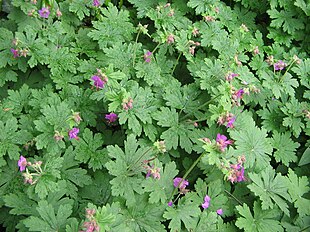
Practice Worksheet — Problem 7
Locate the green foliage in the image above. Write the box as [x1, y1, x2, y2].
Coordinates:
[236, 201, 283, 232]
[247, 166, 291, 216]
[73, 128, 108, 171]
[88, 4, 135, 48]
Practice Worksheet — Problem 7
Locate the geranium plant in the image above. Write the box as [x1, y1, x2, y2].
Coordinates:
[0, 0, 309, 231]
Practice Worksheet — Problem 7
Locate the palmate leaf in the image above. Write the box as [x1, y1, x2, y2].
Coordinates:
[142, 161, 178, 204]
[229, 116, 272, 171]
[23, 200, 74, 232]
[110, 195, 166, 232]
[271, 132, 299, 166]
[60, 146, 92, 198]
[119, 83, 157, 137]
[163, 198, 201, 231]
[286, 169, 310, 217]
[187, 0, 217, 14]
[68, 0, 90, 20]
[236, 201, 283, 232]
[105, 135, 153, 207]
[73, 128, 108, 171]
[153, 107, 195, 152]
[268, 8, 304, 34]
[88, 4, 134, 49]
[0, 117, 32, 165]
[247, 166, 291, 216]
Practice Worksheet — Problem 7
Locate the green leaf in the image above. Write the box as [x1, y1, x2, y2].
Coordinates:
[88, 4, 134, 49]
[4, 193, 37, 216]
[163, 200, 201, 231]
[236, 201, 284, 232]
[230, 118, 273, 170]
[142, 161, 178, 204]
[268, 8, 304, 34]
[73, 128, 108, 171]
[105, 135, 153, 206]
[23, 200, 73, 232]
[187, 0, 217, 14]
[247, 166, 291, 216]
[69, 0, 90, 20]
[286, 169, 310, 217]
[271, 132, 299, 166]
[153, 107, 195, 152]
[298, 147, 310, 166]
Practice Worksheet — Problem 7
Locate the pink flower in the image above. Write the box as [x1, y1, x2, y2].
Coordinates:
[91, 75, 105, 89]
[105, 113, 118, 123]
[18, 156, 27, 172]
[234, 89, 245, 99]
[225, 72, 238, 82]
[274, 60, 287, 71]
[173, 177, 189, 189]
[226, 116, 236, 128]
[68, 128, 79, 140]
[144, 51, 152, 63]
[11, 48, 19, 58]
[202, 195, 211, 209]
[38, 7, 50, 18]
[168, 201, 173, 207]
[167, 34, 175, 44]
[93, 0, 100, 7]
[216, 208, 223, 215]
[216, 134, 233, 152]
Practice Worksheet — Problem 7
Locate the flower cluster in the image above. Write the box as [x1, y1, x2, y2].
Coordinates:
[93, 0, 101, 7]
[144, 51, 152, 63]
[188, 40, 200, 55]
[105, 113, 118, 124]
[202, 194, 211, 209]
[144, 163, 161, 179]
[274, 60, 287, 71]
[227, 156, 246, 183]
[217, 112, 236, 128]
[81, 208, 100, 232]
[167, 34, 175, 44]
[225, 72, 239, 82]
[38, 7, 50, 18]
[69, 128, 80, 140]
[173, 177, 189, 194]
[216, 133, 233, 152]
[18, 156, 43, 185]
[122, 98, 133, 110]
[231, 88, 245, 106]
[154, 140, 166, 153]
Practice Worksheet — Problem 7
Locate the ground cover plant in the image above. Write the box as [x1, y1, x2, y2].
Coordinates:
[0, 0, 309, 231]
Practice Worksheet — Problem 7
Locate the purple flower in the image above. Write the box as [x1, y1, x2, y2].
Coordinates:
[93, 0, 100, 7]
[168, 201, 173, 207]
[38, 7, 50, 18]
[144, 51, 152, 63]
[91, 75, 104, 89]
[105, 113, 118, 123]
[226, 116, 236, 128]
[235, 89, 244, 99]
[11, 48, 19, 58]
[202, 195, 211, 209]
[237, 166, 246, 182]
[173, 177, 189, 189]
[216, 208, 223, 215]
[68, 128, 79, 140]
[274, 60, 287, 71]
[18, 156, 27, 172]
[216, 134, 233, 152]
